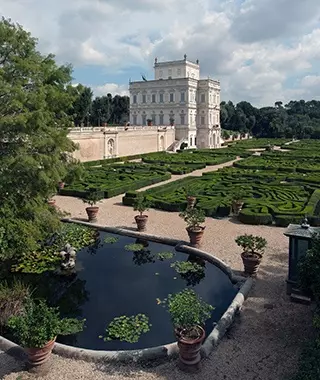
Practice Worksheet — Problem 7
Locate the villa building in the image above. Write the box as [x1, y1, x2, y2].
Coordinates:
[129, 55, 221, 149]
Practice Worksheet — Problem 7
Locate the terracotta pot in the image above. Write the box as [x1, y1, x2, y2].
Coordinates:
[135, 215, 148, 231]
[241, 252, 262, 276]
[186, 226, 205, 248]
[47, 199, 56, 207]
[147, 121, 152, 126]
[176, 326, 205, 367]
[25, 338, 56, 367]
[58, 182, 65, 190]
[187, 196, 196, 208]
[86, 206, 99, 222]
[232, 200, 244, 216]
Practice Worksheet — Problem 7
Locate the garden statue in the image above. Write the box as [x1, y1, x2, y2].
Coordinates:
[59, 243, 77, 270]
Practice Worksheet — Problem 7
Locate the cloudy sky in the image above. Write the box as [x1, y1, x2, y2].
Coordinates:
[1, 0, 320, 106]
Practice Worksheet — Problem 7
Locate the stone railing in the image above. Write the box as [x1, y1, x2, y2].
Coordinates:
[68, 125, 175, 134]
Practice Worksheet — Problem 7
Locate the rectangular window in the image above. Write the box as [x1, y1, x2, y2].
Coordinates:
[190, 137, 193, 146]
[194, 137, 197, 145]
[201, 93, 205, 103]
[159, 114, 164, 125]
[132, 115, 137, 125]
[133, 95, 137, 104]
[152, 94, 156, 103]
[142, 115, 146, 125]
[168, 68, 172, 76]
[159, 93, 164, 103]
[177, 68, 181, 76]
[201, 116, 205, 125]
[180, 115, 185, 125]
[142, 94, 146, 103]
[180, 92, 185, 102]
[170, 93, 174, 102]
[159, 70, 163, 78]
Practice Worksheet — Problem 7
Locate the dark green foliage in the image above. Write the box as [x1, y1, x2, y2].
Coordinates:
[82, 190, 104, 206]
[102, 314, 151, 343]
[133, 193, 150, 215]
[235, 234, 267, 257]
[157, 251, 175, 261]
[293, 339, 320, 380]
[7, 299, 84, 348]
[11, 223, 97, 273]
[0, 18, 80, 261]
[179, 207, 206, 229]
[162, 289, 214, 330]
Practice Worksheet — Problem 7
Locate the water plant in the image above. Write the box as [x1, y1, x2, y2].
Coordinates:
[157, 251, 175, 261]
[101, 314, 151, 343]
[104, 236, 119, 244]
[124, 243, 144, 252]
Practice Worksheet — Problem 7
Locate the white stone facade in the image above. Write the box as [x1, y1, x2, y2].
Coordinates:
[129, 56, 221, 149]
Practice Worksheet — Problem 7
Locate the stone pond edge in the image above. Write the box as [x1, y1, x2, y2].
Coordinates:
[0, 219, 254, 364]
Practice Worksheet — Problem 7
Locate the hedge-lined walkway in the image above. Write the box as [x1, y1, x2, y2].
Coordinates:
[1, 157, 314, 380]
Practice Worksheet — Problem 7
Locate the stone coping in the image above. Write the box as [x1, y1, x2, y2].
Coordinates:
[0, 219, 253, 364]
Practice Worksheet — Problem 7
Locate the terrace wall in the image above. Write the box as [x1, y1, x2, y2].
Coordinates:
[69, 126, 176, 162]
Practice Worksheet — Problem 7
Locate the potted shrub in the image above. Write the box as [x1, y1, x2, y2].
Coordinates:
[133, 194, 150, 232]
[231, 193, 244, 216]
[7, 299, 84, 368]
[235, 234, 267, 276]
[58, 181, 65, 190]
[147, 118, 153, 126]
[169, 117, 175, 126]
[185, 187, 196, 208]
[179, 207, 206, 247]
[82, 191, 103, 222]
[47, 193, 56, 207]
[162, 289, 214, 370]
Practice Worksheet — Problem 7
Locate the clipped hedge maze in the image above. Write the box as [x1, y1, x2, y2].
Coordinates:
[60, 164, 171, 198]
[123, 167, 320, 227]
[142, 151, 237, 165]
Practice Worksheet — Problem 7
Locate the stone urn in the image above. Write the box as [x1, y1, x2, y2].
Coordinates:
[241, 252, 262, 276]
[25, 338, 56, 367]
[86, 206, 99, 222]
[187, 196, 196, 208]
[232, 200, 244, 216]
[186, 226, 205, 248]
[135, 215, 148, 232]
[175, 326, 205, 370]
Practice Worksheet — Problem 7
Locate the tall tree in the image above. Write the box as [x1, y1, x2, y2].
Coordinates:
[71, 84, 93, 126]
[0, 18, 79, 260]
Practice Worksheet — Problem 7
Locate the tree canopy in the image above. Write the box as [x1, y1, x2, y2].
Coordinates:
[220, 100, 320, 139]
[0, 17, 80, 260]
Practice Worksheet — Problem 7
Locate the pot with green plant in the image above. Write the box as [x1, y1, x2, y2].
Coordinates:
[7, 299, 84, 368]
[169, 117, 175, 126]
[162, 289, 214, 370]
[235, 234, 267, 276]
[58, 181, 65, 190]
[232, 194, 244, 216]
[133, 193, 149, 232]
[82, 191, 103, 222]
[147, 118, 153, 126]
[185, 186, 196, 208]
[179, 207, 206, 247]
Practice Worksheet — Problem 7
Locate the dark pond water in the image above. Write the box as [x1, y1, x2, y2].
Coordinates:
[56, 231, 238, 351]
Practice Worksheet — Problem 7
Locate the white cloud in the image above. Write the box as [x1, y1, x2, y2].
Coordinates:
[93, 83, 129, 97]
[1, 0, 320, 106]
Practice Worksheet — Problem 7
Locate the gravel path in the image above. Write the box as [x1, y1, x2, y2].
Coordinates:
[1, 159, 313, 380]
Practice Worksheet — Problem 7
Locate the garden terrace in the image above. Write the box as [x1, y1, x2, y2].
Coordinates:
[142, 151, 238, 165]
[233, 156, 320, 173]
[59, 164, 171, 198]
[224, 138, 292, 149]
[280, 139, 320, 151]
[123, 167, 320, 227]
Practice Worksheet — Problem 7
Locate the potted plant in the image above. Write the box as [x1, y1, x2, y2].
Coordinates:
[7, 299, 84, 368]
[147, 118, 153, 126]
[185, 187, 196, 208]
[231, 193, 245, 216]
[235, 234, 267, 276]
[58, 181, 65, 190]
[169, 117, 175, 126]
[82, 191, 103, 222]
[179, 207, 206, 247]
[162, 289, 214, 370]
[47, 193, 56, 207]
[133, 194, 150, 232]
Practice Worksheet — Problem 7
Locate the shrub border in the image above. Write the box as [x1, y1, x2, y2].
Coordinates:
[0, 219, 253, 364]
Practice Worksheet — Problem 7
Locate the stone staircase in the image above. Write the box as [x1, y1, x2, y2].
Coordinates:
[166, 138, 186, 152]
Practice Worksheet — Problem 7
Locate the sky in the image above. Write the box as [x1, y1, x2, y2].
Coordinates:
[1, 0, 320, 107]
